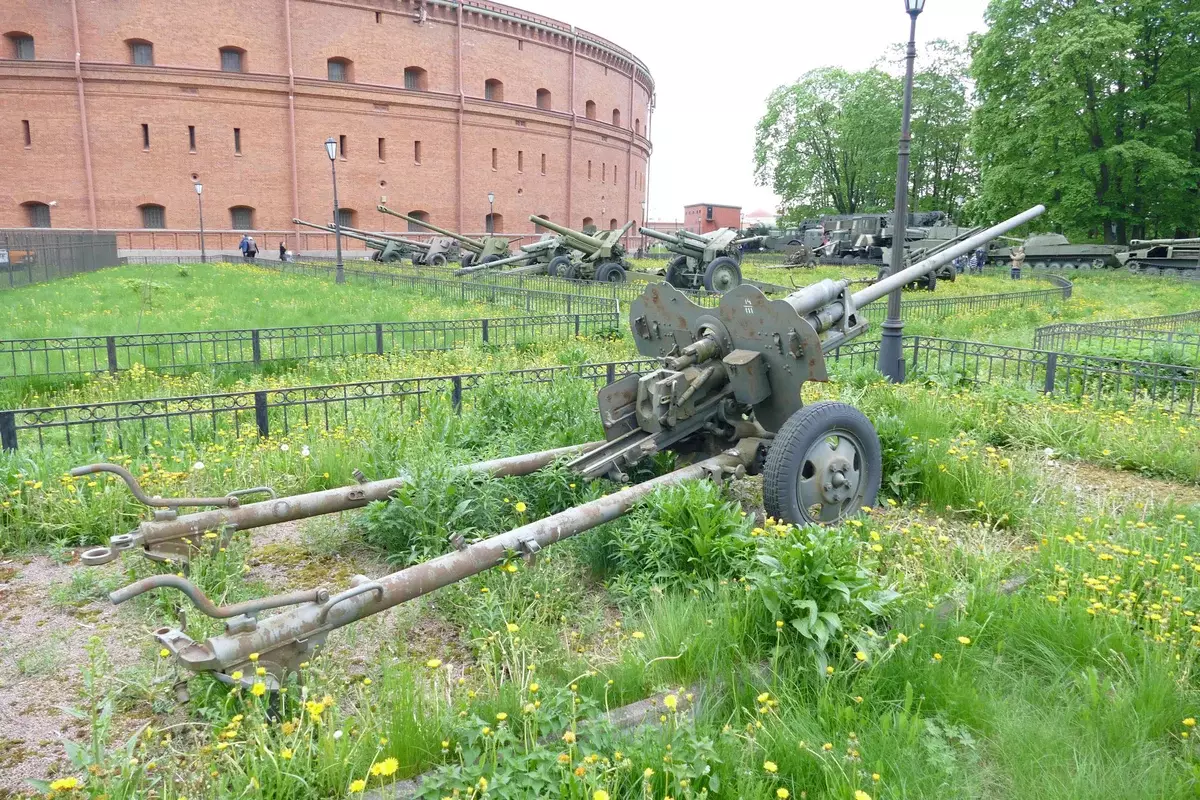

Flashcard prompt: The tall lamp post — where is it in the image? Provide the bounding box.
[193,181,206,263]
[325,137,345,285]
[487,191,495,233]
[877,0,926,382]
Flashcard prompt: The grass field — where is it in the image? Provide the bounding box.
[2,262,1200,798]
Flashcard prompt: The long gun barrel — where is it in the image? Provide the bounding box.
[533,216,611,251]
[293,218,387,248]
[639,226,687,249]
[340,225,430,250]
[1129,238,1200,247]
[378,205,483,252]
[782,206,1046,335]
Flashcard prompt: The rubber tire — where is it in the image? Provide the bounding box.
[762,402,883,526]
[427,253,448,267]
[481,254,502,265]
[547,255,573,277]
[665,255,689,288]
[460,253,475,269]
[595,261,627,283]
[876,267,889,284]
[703,256,742,293]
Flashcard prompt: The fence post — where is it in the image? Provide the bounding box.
[254,391,269,438]
[567,294,573,314]
[1043,352,1058,395]
[375,323,385,355]
[575,314,581,337]
[105,336,119,373]
[910,336,920,375]
[251,329,262,365]
[0,411,16,451]
[482,318,489,344]
[451,376,463,414]
[607,363,616,384]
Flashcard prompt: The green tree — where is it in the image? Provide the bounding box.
[970,0,1200,243]
[755,44,977,225]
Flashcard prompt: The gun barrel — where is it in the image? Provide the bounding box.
[851,206,1046,311]
[341,226,428,250]
[1129,238,1200,247]
[293,218,383,247]
[639,227,688,248]
[378,205,483,251]
[454,250,531,274]
[531,216,608,251]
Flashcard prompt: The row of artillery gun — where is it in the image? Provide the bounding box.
[295,208,764,293]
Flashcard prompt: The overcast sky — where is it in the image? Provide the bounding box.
[514,0,993,221]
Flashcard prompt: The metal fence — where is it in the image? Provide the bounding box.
[0,359,657,452]
[859,275,1071,323]
[0,313,621,380]
[0,229,120,289]
[908,336,1198,416]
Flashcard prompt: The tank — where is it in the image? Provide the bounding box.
[1115,238,1200,276]
[989,233,1125,270]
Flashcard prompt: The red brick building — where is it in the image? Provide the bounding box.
[684,203,741,234]
[0,0,653,254]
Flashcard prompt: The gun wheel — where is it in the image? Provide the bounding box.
[547,255,573,277]
[704,256,742,293]
[595,261,627,283]
[665,255,689,288]
[460,253,475,269]
[427,253,447,267]
[763,402,882,526]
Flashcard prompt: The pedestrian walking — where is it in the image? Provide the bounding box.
[279,241,287,261]
[239,234,250,260]
[246,237,258,262]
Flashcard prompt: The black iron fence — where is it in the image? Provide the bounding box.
[0,360,657,452]
[909,336,1198,417]
[0,229,120,289]
[0,313,621,380]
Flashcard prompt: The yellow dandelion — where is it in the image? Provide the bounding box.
[764,760,778,773]
[349,779,366,792]
[631,631,646,639]
[594,792,610,800]
[778,790,790,799]
[957,636,972,645]
[663,694,678,711]
[506,623,520,633]
[855,651,867,662]
[514,501,527,513]
[425,658,442,669]
[250,682,267,697]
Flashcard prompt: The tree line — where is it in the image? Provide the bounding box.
[754,0,1200,243]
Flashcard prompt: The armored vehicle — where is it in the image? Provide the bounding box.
[989,233,1124,270]
[1116,238,1200,276]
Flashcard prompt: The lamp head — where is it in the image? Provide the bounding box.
[325,137,337,161]
[194,182,203,195]
[487,192,495,205]
[905,0,925,15]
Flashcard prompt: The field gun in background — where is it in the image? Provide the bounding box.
[639,227,760,293]
[454,216,633,280]
[84,206,1046,690]
[292,218,456,265]
[378,205,514,268]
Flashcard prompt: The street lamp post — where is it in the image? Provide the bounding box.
[487,192,495,233]
[877,0,926,383]
[193,181,206,263]
[325,137,345,285]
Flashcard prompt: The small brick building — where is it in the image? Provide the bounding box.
[684,203,741,234]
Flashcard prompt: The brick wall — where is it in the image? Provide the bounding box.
[0,0,653,246]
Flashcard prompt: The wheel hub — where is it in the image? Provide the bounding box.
[819,456,859,504]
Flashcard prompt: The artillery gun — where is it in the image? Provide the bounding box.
[1116,238,1200,276]
[455,216,633,279]
[81,206,1046,691]
[638,227,760,293]
[292,218,456,266]
[378,205,513,268]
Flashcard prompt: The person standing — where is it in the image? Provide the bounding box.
[279,241,287,261]
[239,234,250,260]
[246,237,258,262]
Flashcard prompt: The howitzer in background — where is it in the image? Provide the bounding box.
[639,226,758,293]
[378,205,513,268]
[514,217,634,282]
[92,206,1045,689]
[454,216,578,276]
[292,218,457,266]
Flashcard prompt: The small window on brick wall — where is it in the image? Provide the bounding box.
[220,47,244,73]
[22,119,31,147]
[142,123,150,149]
[140,204,165,229]
[484,78,503,102]
[403,66,427,91]
[491,148,498,170]
[517,150,523,173]
[188,125,196,152]
[128,40,153,66]
[339,134,347,158]
[414,140,422,164]
[233,127,241,155]
[337,208,355,228]
[230,206,254,230]
[540,153,546,175]
[7,33,34,61]
[23,202,50,228]
[328,58,352,82]
[378,137,386,161]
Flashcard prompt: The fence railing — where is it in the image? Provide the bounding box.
[0,313,621,380]
[0,230,120,289]
[1035,310,1200,345]
[860,275,1071,323]
[0,359,658,452]
[909,336,1198,416]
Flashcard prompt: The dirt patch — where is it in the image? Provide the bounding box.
[1058,461,1200,510]
[0,555,144,797]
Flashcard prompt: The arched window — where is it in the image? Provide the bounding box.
[403,66,427,90]
[6,32,34,61]
[219,46,245,73]
[585,100,596,120]
[405,210,429,233]
[126,39,153,66]
[485,213,503,234]
[328,57,353,82]
[139,204,166,229]
[230,206,255,230]
[536,88,551,110]
[635,118,642,136]
[609,218,619,231]
[612,108,621,127]
[336,208,355,228]
[581,216,593,229]
[22,201,50,228]
[484,78,503,102]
